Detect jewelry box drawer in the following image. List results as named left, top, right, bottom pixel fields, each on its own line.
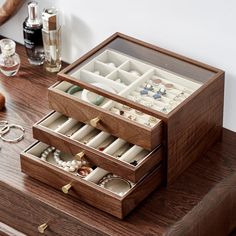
left=20, top=141, right=163, bottom=219
left=32, top=111, right=163, bottom=183
left=48, top=81, right=163, bottom=151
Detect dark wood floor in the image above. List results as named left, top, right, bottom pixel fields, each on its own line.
left=0, top=40, right=236, bottom=236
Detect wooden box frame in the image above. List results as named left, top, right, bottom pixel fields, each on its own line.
left=54, top=32, right=224, bottom=184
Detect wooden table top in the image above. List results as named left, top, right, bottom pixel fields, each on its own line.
left=0, top=42, right=236, bottom=236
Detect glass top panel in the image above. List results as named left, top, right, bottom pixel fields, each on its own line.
left=66, top=36, right=217, bottom=115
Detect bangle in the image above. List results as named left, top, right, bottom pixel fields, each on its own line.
left=98, top=173, right=132, bottom=196
left=81, top=90, right=105, bottom=106
left=66, top=85, right=83, bottom=95
left=0, top=124, right=25, bottom=143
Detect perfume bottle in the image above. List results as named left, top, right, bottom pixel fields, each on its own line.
left=23, top=1, right=44, bottom=65
left=42, top=8, right=61, bottom=72
left=0, top=39, right=20, bottom=76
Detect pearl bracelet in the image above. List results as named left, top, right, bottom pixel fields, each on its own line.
left=40, top=146, right=86, bottom=173
left=98, top=173, right=132, bottom=196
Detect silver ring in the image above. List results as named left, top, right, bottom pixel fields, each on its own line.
left=0, top=124, right=25, bottom=143
left=0, top=125, right=10, bottom=135
left=0, top=120, right=8, bottom=127
left=0, top=121, right=10, bottom=135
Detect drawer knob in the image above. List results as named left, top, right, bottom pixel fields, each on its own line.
left=75, top=151, right=85, bottom=160
left=89, top=117, right=100, bottom=127
left=62, top=183, right=72, bottom=194
left=38, top=223, right=48, bottom=234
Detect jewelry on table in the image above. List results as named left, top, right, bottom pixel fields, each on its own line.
left=0, top=120, right=8, bottom=128
left=98, top=173, right=132, bottom=196
left=66, top=85, right=83, bottom=95
left=0, top=124, right=25, bottom=143
left=0, top=121, right=9, bottom=135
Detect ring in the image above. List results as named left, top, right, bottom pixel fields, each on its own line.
left=77, top=166, right=93, bottom=178
left=0, top=124, right=25, bottom=143
left=0, top=121, right=9, bottom=135
left=0, top=120, right=8, bottom=127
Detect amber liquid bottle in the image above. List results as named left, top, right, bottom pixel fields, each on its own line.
left=23, top=1, right=44, bottom=65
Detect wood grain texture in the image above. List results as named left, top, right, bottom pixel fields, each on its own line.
left=167, top=72, right=224, bottom=183
left=48, top=86, right=163, bottom=150
left=57, top=32, right=224, bottom=185
left=33, top=114, right=163, bottom=183
left=0, top=182, right=105, bottom=236
left=0, top=37, right=235, bottom=236
left=21, top=148, right=163, bottom=219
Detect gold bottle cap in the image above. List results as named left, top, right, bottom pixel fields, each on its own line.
left=42, top=8, right=59, bottom=31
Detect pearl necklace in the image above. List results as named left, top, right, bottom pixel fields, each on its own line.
left=40, top=146, right=85, bottom=173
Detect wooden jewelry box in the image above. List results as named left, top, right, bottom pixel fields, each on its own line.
left=20, top=33, right=224, bottom=219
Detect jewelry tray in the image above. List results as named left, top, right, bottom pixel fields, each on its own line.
left=21, top=141, right=163, bottom=219
left=33, top=111, right=163, bottom=182
left=69, top=49, right=203, bottom=114
left=48, top=80, right=163, bottom=150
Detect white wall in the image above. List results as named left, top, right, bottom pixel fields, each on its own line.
left=0, top=0, right=235, bottom=131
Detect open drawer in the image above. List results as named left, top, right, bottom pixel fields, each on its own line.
left=33, top=111, right=163, bottom=183
left=48, top=80, right=163, bottom=151
left=20, top=141, right=163, bottom=219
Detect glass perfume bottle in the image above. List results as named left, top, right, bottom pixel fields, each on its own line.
left=23, top=1, right=44, bottom=65
left=0, top=39, right=20, bottom=76
left=42, top=8, right=61, bottom=72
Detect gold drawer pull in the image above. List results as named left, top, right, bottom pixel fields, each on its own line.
left=75, top=151, right=85, bottom=161
left=89, top=117, right=100, bottom=127
left=38, top=223, right=48, bottom=234
left=62, top=183, right=72, bottom=194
